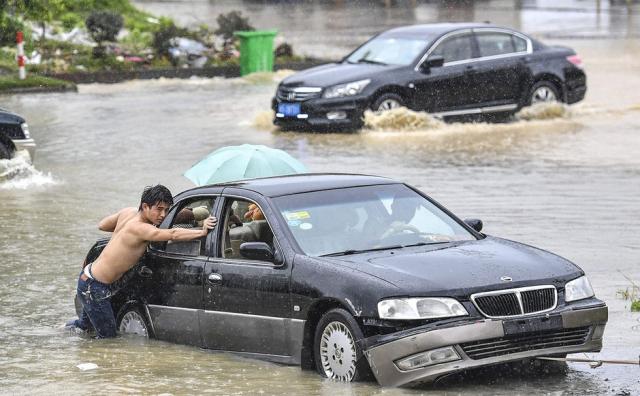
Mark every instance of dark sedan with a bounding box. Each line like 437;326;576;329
272;23;586;130
0;108;35;161
78;174;606;387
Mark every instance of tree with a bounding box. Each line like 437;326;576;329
85;10;123;57
215;10;253;41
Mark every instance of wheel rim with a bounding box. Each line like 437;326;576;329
118;311;148;337
531;86;557;103
377;98;401;112
319;321;357;381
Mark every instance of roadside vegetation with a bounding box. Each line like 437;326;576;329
0;0;306;91
617;271;640;312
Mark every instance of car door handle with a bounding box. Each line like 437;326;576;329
465;65;477;73
138;266;153;278
208;273;222;284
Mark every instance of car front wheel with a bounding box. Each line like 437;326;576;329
529;81;560;105
313;308;371;382
117;306;151;338
371;93;403;112
0;142;12;160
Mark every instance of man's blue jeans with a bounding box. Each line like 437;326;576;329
72;271;117;338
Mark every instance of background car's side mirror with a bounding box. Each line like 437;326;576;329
464;218;483;232
240;242;274;261
420;55;445;72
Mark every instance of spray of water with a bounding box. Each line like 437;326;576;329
0;157;57;190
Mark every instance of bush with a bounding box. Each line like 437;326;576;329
0;13;25;47
85;11;124;46
215;11;253;40
60;12;83;31
151;18;189;58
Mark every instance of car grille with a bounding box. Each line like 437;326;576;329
460;326;591;360
277;86;322;101
471;285;557;318
0;124;25;139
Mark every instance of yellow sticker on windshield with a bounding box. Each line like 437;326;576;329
286;211;311;220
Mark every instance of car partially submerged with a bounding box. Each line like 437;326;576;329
78;174;607;387
0;108;35;161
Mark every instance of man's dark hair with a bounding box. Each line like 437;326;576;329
139;185;174;210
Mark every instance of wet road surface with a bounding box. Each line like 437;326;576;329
1;1;640;394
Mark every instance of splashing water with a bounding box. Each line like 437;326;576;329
252;110;276;130
0;157;57;190
240;69;296;85
363;107;444;131
516;102;571;120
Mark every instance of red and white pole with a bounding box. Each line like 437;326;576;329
16;31;26;80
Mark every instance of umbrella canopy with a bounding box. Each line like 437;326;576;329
184;144;307;186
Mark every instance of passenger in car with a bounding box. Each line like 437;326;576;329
66;185;217;338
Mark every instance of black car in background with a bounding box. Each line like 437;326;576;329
0;108;35;161
78;174;606;387
272;23;586;130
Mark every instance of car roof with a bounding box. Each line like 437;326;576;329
181;173;399;199
380;22;501;37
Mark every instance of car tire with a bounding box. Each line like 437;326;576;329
528;81;560;105
371;93;404;112
117;306;152;338
313;308;372;382
0;142;12;160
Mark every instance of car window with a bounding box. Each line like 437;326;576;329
430;33;474;63
155;197;215;256
345;36;431;66
219;198;275;261
476;32;517;57
512;35;527;52
273;184;475;257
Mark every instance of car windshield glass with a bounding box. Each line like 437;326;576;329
273;184;476;257
346;37;429;66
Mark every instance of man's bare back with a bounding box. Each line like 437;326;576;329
90;204;216;284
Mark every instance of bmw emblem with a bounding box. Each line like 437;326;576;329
500;276;513;282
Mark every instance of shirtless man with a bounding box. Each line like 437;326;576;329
67;185;217;338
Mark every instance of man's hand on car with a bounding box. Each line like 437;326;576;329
202;216;217;235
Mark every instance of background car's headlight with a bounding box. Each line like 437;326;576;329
378;297;468;320
20;123;30;139
565;276;595;302
322;79;370;99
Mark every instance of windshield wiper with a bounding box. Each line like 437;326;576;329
356;58;387;66
321;245;403;257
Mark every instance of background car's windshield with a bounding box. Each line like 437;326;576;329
274;184;476;257
345;36;429;66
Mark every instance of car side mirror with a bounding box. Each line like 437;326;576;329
240;242;274;261
420;55;444;72
464;218;483;232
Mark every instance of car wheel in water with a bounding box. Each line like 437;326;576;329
372;93;403;112
117;306;151;338
0;142;12;160
529;81;560;105
314;308;372;382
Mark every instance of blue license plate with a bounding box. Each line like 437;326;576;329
278;102;301;117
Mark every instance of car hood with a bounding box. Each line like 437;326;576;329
327;236;582;297
0;108;25;124
281;62;402;87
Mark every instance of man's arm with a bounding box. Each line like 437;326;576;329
134;217;217;242
99;207;137;232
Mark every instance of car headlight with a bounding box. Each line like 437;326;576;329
322;79;370;99
565;276;595;302
20;123;30;139
378;297;468;320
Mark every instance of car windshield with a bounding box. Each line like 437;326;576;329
345;36;429;66
273;184;476;257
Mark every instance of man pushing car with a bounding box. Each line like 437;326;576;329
66;185;217;338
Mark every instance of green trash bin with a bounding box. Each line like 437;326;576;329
234;30;277;76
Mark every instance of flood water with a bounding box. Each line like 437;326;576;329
1;1;640;395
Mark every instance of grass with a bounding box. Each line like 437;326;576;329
0;75;76;92
617;271;640;312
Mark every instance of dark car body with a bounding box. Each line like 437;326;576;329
0;108;35;161
79;174;606;387
272;23;586;130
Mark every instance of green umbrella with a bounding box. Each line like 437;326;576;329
184;144;307;186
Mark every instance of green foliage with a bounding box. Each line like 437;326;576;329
0;74;75;91
60;12;83;30
215;10;253;40
0;12;24;47
632;300;640;312
85;10;123;45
